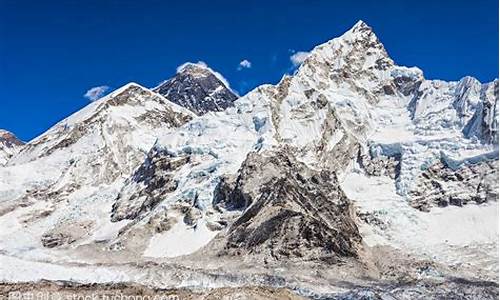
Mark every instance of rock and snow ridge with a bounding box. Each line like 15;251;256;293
0;20;498;298
0;82;195;251
0;129;24;166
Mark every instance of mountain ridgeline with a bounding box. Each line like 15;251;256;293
0;21;498;298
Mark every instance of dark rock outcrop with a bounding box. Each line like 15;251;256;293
409;154;499;211
41;232;74;248
213;149;361;262
111;148;190;222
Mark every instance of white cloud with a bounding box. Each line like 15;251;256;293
237;59;252;70
289;51;311;67
176;61;237;95
84;85;110;102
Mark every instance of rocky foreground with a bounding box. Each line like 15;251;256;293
1;277;497;300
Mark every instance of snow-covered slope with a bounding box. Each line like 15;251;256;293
0;83;194;254
0;20;497;298
153;62;238;115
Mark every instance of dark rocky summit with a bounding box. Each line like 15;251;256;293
154;63;238;115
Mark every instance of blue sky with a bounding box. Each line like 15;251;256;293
1;0;498;141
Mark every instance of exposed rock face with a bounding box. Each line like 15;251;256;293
409;153;499;211
0;129;24;165
154;63;238;115
111;148;191;222
214;149;361;262
41;233;74;248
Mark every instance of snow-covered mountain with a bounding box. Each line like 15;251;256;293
0;20;498;298
0;83;194;249
0;130;24;166
153;62;238;115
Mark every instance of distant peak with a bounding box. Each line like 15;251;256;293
351;20;371;32
85;82;157;107
344;20;378;40
153;61;238;115
106;82;148;98
0;129;15;138
296;19;393;79
176;61;211;75
120;82;144;90
122;82;147;90
0;129;24;146
170;61;234;92
333;19;387;56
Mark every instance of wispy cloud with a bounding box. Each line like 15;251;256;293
289;51;311;67
84;85;110;102
237;59;252;70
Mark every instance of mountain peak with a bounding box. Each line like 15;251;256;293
0;129;24;147
342;20;381;44
299;19;392;83
153;62;238;115
350;20;370;31
175;61;230;88
0;129;24;165
177;62;210;75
